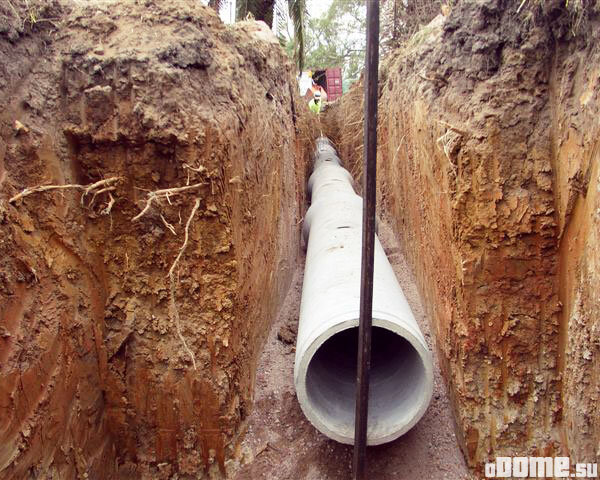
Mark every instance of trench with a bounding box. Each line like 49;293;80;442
2;1;600;478
231;220;468;479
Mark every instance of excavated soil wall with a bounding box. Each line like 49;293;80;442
0;1;307;478
328;0;600;473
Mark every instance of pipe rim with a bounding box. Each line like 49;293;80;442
295;315;433;446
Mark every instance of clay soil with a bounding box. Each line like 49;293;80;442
0;1;306;477
3;0;599;477
230;220;473;480
328;2;600;472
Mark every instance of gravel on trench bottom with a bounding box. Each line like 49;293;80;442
232;221;474;480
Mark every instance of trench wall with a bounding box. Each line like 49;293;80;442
328;1;600;471
0;1;306;478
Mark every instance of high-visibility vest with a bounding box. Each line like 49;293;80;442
309;98;321;114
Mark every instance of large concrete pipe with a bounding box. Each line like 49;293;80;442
294;137;433;446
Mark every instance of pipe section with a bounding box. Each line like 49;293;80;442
294;137;433;446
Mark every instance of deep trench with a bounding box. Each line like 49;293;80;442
2;1;599;478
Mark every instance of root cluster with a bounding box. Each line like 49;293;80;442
131;182;206;221
11;174;205;371
9;177;121;214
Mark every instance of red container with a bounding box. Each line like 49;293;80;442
325;67;343;101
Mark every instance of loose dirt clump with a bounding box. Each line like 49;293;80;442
0;1;307;478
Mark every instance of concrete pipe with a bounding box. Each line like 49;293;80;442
294;137;433;446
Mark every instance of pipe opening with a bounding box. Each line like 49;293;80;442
305;326;428;441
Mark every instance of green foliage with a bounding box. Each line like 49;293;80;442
235;0;368;87
302;0;366;91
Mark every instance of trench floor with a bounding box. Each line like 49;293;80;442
231;220;473;480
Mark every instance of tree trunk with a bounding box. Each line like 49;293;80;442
237;0;276;28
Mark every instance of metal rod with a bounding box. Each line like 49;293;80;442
353;1;379;479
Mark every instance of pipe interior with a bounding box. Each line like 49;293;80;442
305;326;427;438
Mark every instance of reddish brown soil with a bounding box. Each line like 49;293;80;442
0;1;307;478
328;1;600;475
2;0;599;478
230;221;472;480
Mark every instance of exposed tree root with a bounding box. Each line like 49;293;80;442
100;192;115;216
11;175;202;370
160;214;177;235
168;198;201;370
9;176;122;208
436;127;461;175
437;120;467;136
131;182;207;221
183;163;207;174
86;186;116;208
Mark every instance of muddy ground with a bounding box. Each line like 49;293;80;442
231;220;473;480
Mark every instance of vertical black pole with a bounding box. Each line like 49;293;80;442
353;1;379;480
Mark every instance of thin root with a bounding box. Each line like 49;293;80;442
437;120;467;136
436;129;460;175
9;177;121;204
167;198;201;370
168;198;200;278
169;276;197;371
161;214;177;235
183;163;207;174
132;182;206;221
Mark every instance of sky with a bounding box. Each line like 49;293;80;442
221;1;237;23
307;0;333;19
